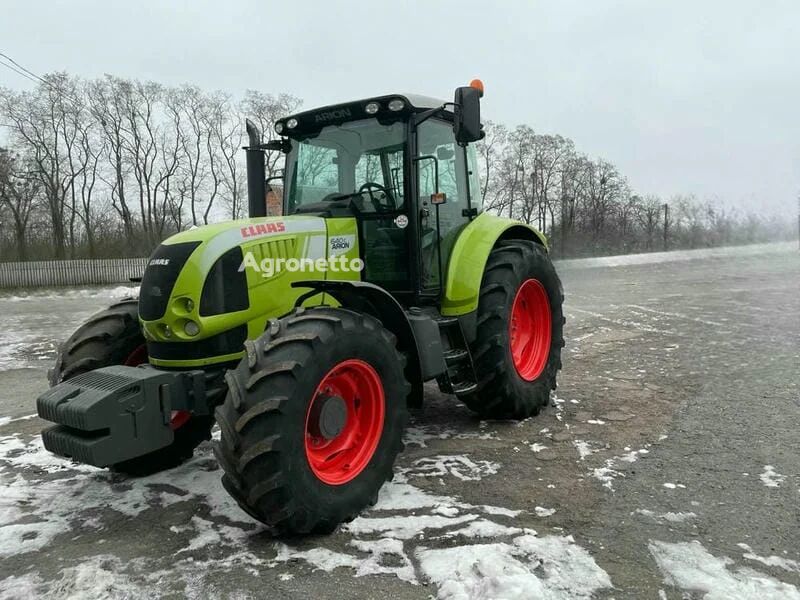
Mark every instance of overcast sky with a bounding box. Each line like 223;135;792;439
1;0;797;217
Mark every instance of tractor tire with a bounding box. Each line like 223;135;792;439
214;306;410;535
459;240;564;419
49;297;214;476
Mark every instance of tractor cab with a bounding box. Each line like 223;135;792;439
256;84;486;306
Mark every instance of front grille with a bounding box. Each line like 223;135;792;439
139;242;201;321
147;325;248;361
200;247;249;316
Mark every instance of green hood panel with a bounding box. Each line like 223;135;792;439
142;216;360;367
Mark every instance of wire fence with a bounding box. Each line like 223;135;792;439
0;258;148;289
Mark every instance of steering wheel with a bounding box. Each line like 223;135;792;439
358;182;394;213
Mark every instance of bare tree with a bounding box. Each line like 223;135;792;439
87;76;136;242
636;195;663;250
0;148;39;260
240;91;302;178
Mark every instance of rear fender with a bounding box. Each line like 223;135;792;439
443;212;547;316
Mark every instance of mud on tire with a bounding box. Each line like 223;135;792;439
214;306;410;535
50;297;214;476
459;240;565;419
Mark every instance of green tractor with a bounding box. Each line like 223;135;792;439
38;81;564;534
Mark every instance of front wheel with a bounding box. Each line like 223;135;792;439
214;307;410;535
459;240;564;419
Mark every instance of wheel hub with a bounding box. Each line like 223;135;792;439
304;359;385;485
309;394;348;440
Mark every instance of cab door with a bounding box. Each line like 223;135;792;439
416;119;473;293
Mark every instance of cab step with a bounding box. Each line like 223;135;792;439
435;316;478;396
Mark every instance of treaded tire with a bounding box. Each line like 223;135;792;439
214;306;410;535
459;240;564;419
49;297;214;476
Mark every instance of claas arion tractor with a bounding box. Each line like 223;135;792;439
38;81;564;534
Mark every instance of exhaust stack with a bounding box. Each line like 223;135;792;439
245;119;267;218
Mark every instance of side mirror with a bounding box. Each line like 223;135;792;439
454;86;483;144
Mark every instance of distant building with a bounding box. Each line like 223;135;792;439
267;186;283;216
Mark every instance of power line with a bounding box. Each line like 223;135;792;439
0;51;83;108
0;56;40;86
0;52;50;87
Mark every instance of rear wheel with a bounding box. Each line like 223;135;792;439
460;240;564;419
50;297;214;475
214;307;409;535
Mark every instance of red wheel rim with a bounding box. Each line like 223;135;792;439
509;279;552;381
124;344;190;430
304;359;385;485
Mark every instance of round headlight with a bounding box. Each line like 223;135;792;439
275;122;284;134
388;99;405;112
286;118;298;129
184;320;200;337
365;102;380;115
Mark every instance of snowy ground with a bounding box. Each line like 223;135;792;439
0;242;798;599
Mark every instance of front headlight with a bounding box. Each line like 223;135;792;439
184;320;200;337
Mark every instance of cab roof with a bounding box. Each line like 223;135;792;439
276;93;452;137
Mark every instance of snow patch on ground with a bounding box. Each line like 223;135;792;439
0;434;255;559
588;445;651;490
0;285;137;303
573;440;596;460
759;465;786;488
649;540;800;599
403;424;498;448
402;454;500;481
0;432;611;599
345;513;479;540
635;509;696;523
417;534;612;600
738;543;800;574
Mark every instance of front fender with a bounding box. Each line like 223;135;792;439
442;212;548;316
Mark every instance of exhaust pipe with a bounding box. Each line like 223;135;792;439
246;119;267;218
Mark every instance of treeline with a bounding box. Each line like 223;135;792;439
476;123;793;256
0;73;793;261
0;72;299;260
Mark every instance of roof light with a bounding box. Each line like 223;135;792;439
388;99;405;112
365;102;380;115
275;122;284;134
469;79;485;97
286;118;298;129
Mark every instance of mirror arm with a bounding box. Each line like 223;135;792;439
412;103;449;127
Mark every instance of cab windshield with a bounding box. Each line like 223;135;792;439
284;119;406;214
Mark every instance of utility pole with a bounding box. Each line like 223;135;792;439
663;203;669;251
